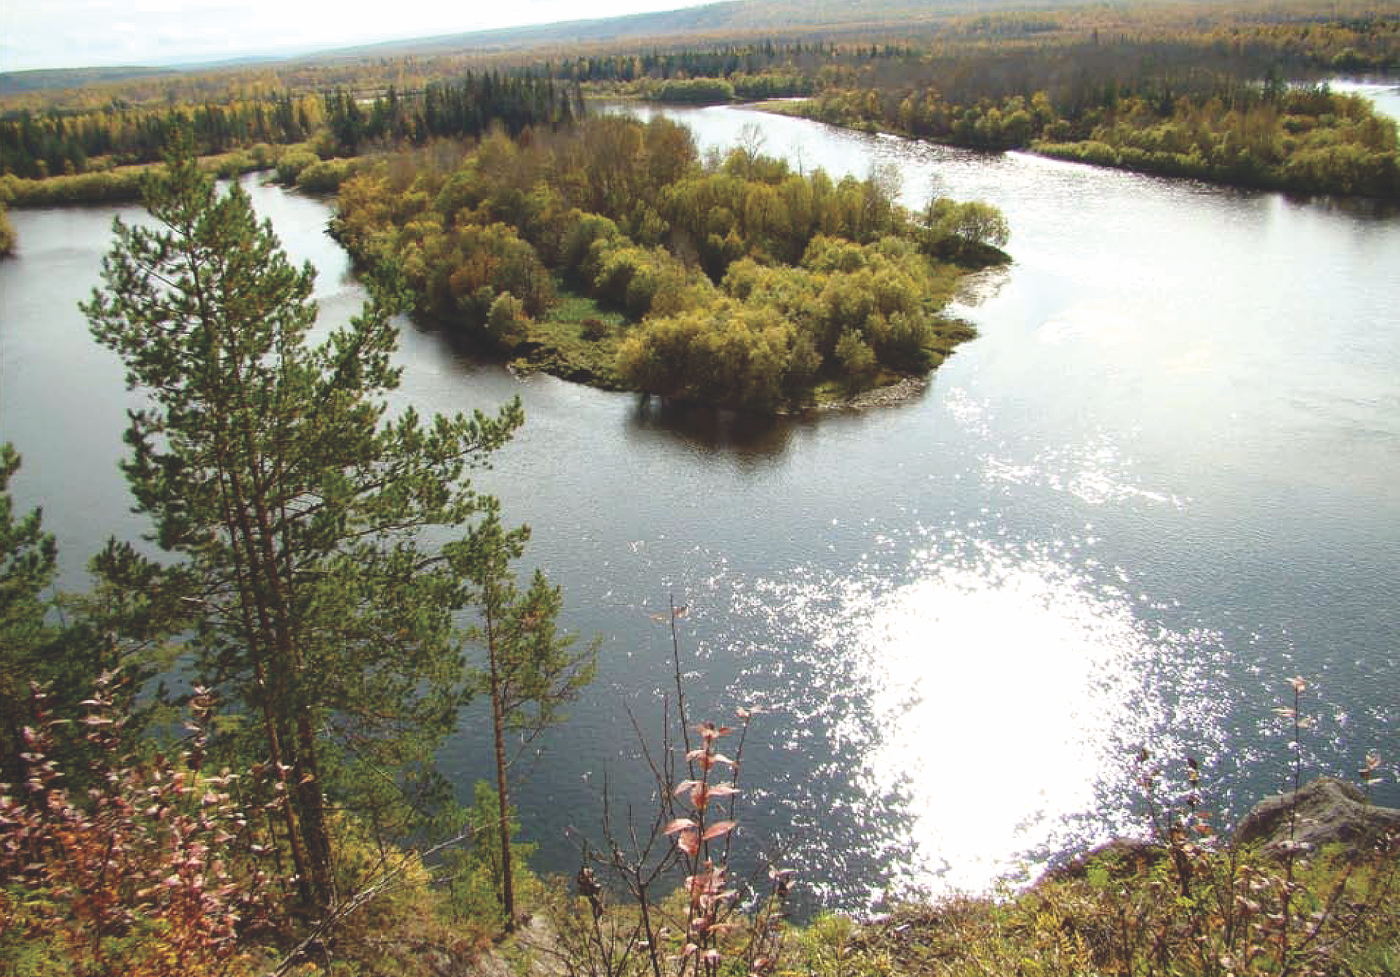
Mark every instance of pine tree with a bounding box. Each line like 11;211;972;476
461;519;595;929
0;445;58;785
83;147;524;913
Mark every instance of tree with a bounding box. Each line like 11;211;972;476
82;147;524;914
0;444;57;785
460;518;595;928
0;446;157;787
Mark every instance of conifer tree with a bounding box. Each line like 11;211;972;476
0;444;57;785
460;518;595;929
83;147;524;913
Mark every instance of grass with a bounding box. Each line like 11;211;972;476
783;837;1400;977
510;282;633;389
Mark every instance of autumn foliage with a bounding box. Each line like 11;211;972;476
0;682;274;977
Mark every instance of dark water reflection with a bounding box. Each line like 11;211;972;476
3;90;1399;911
626;397;799;459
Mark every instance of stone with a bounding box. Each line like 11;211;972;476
1233;776;1400;857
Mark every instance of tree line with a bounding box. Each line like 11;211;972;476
0;71;582;180
0;93;324;178
795;82;1400;197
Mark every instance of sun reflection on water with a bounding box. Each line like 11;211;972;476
729;531;1226;904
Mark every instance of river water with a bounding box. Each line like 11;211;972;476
2;94;1397;910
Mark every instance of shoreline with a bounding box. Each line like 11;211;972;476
746;96;1400;202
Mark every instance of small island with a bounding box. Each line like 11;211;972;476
331;114;1009;412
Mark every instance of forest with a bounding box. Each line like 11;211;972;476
3;0;1397;198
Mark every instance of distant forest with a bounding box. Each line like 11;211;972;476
1;0;1397;197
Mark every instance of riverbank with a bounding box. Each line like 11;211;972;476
492;287;982;414
291;776;1400;977
753;85;1400;200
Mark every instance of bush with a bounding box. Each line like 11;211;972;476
0;683;275;977
275;149;320;186
0;203;14;256
295;158;359;194
580;317;611;341
486;291;529;344
651;78;736;105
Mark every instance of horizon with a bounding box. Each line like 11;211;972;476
0;0;720;74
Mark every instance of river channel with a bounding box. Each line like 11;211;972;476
2;91;1398;909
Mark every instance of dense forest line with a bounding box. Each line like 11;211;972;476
2;5;1388;200
330;113;1006;409
4;0;1397;110
787;81;1400;197
0;72;581;179
5;0;1397;199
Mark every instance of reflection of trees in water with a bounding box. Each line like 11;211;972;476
625;395;801;460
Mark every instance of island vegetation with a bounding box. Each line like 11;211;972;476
327;113;1005;409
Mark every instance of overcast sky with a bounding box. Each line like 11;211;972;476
1;0;715;73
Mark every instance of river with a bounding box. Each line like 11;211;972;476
2;94;1398;910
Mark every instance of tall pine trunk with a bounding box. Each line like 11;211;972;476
486;608;516;929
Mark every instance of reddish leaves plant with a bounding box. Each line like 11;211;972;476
0;678;274;977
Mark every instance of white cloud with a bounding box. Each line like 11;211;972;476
1;0;712;72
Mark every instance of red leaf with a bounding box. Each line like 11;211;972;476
663;817;696;835
707;783;738;797
676;830;699;856
702;820;736;841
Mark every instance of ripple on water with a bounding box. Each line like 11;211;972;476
722;527;1228;905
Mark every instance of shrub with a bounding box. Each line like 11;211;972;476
275;149;320;186
0;682;274;977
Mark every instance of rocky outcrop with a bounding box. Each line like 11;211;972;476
1233;776;1400;856
1042;837;1165;883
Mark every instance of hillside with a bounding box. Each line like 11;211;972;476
318;0;1075;57
1;0;1078;94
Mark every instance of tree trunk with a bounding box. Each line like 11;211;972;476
487;612;515;930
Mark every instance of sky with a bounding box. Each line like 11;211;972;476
0;0;716;73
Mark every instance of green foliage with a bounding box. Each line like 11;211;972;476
794;75;1399;199
0;167;148;206
0;444;57;784
649;78;736;105
82;146;525;911
333;112;992;409
275;147;321;185
834;328;877;382
0;201;14;255
457;516;595;927
1;447;162;789
1035;88;1400;198
293;157;361;193
921;197;1012;260
440;781;539;930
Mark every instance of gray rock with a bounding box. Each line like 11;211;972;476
1233;776;1400;856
